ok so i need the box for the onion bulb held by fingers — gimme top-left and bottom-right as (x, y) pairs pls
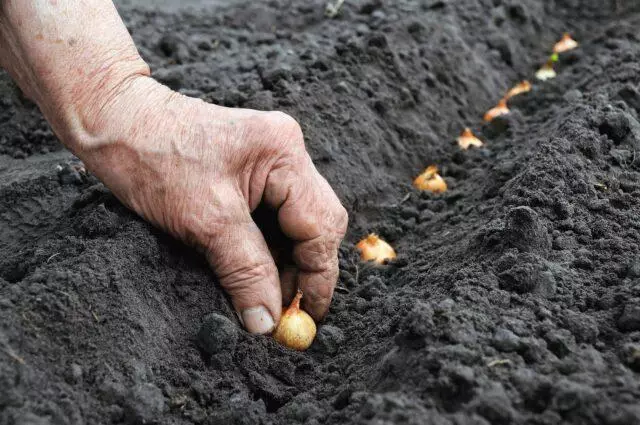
(506, 80), (531, 99)
(356, 233), (396, 264)
(553, 33), (578, 53)
(414, 165), (447, 193)
(457, 128), (483, 150)
(273, 290), (316, 351)
(483, 98), (510, 122)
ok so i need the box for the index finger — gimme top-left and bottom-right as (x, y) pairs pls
(263, 155), (348, 321)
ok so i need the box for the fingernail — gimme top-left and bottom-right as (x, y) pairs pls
(241, 306), (275, 334)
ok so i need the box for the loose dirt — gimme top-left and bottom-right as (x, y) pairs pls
(2, 1), (640, 424)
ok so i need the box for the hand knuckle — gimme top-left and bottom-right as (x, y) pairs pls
(218, 260), (276, 291)
(269, 111), (304, 147)
(270, 111), (298, 127)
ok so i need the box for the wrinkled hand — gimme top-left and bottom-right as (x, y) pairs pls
(82, 77), (348, 334)
(0, 0), (347, 335)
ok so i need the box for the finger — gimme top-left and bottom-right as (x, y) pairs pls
(292, 236), (340, 318)
(264, 156), (348, 321)
(279, 265), (298, 305)
(204, 200), (282, 335)
(252, 204), (297, 305)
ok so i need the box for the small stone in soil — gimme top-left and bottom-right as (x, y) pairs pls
(197, 313), (238, 355)
(57, 163), (83, 185)
(492, 328), (521, 352)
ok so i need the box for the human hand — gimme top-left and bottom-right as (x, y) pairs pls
(79, 77), (348, 334)
(0, 0), (348, 335)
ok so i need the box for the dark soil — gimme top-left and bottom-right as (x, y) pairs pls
(3, 0), (640, 424)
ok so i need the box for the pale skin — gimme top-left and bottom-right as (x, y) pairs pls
(0, 0), (348, 334)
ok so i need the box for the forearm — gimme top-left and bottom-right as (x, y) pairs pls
(0, 0), (150, 154)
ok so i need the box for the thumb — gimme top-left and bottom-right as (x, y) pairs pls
(204, 202), (282, 335)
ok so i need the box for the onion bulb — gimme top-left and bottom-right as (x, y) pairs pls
(535, 61), (556, 81)
(413, 165), (447, 193)
(273, 290), (316, 351)
(505, 80), (531, 99)
(553, 33), (578, 54)
(483, 98), (510, 122)
(457, 128), (484, 150)
(356, 233), (396, 264)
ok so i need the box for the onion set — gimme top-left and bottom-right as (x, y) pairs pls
(273, 290), (317, 351)
(457, 128), (483, 150)
(356, 233), (396, 264)
(535, 61), (557, 81)
(553, 33), (578, 53)
(506, 80), (531, 99)
(483, 98), (510, 122)
(413, 165), (447, 193)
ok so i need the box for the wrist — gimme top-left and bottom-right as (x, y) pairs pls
(0, 0), (152, 154)
(62, 74), (178, 206)
(61, 70), (154, 154)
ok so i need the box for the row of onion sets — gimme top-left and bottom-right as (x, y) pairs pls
(356, 33), (579, 265)
(276, 34), (579, 351)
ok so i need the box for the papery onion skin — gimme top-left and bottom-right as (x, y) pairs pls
(535, 63), (557, 81)
(356, 233), (396, 264)
(506, 80), (531, 99)
(273, 290), (317, 351)
(458, 128), (483, 150)
(553, 33), (578, 54)
(483, 98), (510, 122)
(413, 165), (447, 193)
